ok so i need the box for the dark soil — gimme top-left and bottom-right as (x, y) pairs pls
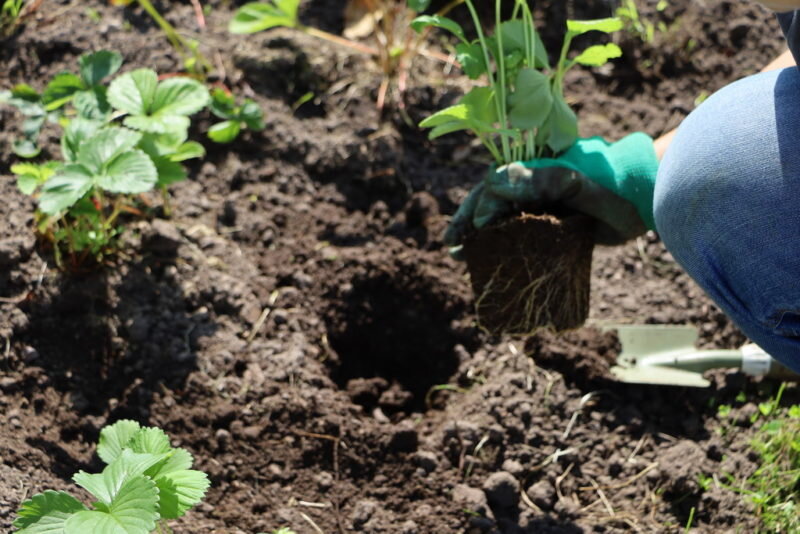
(1, 1), (797, 533)
(463, 214), (594, 335)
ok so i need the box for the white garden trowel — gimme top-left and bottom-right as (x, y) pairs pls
(605, 324), (800, 387)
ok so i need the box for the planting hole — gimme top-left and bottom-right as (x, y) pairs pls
(324, 268), (471, 415)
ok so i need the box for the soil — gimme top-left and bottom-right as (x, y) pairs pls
(0, 1), (797, 533)
(463, 214), (594, 335)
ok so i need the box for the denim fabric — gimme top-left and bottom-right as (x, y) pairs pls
(655, 67), (800, 372)
(777, 10), (800, 67)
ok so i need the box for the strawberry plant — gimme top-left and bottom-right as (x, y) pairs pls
(12, 420), (210, 534)
(2, 50), (210, 267)
(413, 2), (622, 163)
(412, 1), (639, 334)
(208, 87), (266, 143)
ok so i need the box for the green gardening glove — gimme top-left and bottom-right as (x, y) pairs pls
(444, 132), (659, 251)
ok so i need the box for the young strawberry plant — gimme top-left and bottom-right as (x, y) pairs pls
(2, 50), (210, 268)
(413, 1), (629, 333)
(12, 420), (210, 534)
(208, 87), (266, 143)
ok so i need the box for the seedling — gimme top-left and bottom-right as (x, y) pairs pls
(615, 0), (668, 44)
(13, 420), (210, 534)
(0, 0), (38, 37)
(229, 0), (455, 110)
(111, 0), (213, 76)
(2, 50), (209, 267)
(109, 0), (265, 140)
(414, 1), (623, 164)
(208, 87), (266, 143)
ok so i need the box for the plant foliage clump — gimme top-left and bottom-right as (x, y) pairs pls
(0, 50), (245, 266)
(13, 420), (210, 534)
(413, 0), (623, 164)
(744, 385), (800, 532)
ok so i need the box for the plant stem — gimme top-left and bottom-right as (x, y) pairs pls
(494, 0), (511, 162)
(136, 0), (213, 75)
(463, 0), (507, 164)
(303, 26), (380, 56)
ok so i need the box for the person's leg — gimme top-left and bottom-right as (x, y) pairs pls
(654, 67), (800, 372)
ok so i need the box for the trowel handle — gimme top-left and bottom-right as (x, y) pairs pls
(741, 344), (800, 379)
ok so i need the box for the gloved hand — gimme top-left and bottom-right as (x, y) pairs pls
(444, 132), (660, 252)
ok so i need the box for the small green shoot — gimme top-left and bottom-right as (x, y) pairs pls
(723, 383), (800, 532)
(0, 0), (26, 37)
(683, 506), (696, 533)
(13, 420), (210, 534)
(208, 87), (265, 142)
(111, 0), (213, 76)
(414, 0), (623, 163)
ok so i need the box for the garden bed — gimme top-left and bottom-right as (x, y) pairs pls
(0, 1), (797, 532)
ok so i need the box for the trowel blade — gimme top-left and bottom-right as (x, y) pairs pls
(610, 365), (711, 388)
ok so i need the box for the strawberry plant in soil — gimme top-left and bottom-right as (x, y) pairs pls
(0, 1), (796, 533)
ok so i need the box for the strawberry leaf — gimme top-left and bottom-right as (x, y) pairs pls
(98, 421), (141, 465)
(13, 490), (86, 533)
(229, 0), (300, 34)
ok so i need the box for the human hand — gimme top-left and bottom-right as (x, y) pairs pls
(444, 133), (659, 255)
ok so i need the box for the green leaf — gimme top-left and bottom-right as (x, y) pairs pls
(573, 43), (622, 67)
(149, 448), (194, 477)
(419, 103), (469, 129)
(542, 92), (578, 154)
(508, 68), (553, 129)
(73, 87), (111, 120)
(169, 141), (205, 162)
(207, 120), (241, 143)
(74, 450), (167, 506)
(566, 17), (624, 36)
(420, 87), (496, 140)
(123, 114), (190, 135)
(79, 50), (123, 86)
(13, 490), (87, 533)
(97, 150), (158, 194)
(62, 118), (103, 162)
(407, 0), (431, 12)
(209, 88), (237, 120)
(455, 42), (486, 79)
(410, 15), (466, 42)
(152, 157), (187, 187)
(13, 138), (42, 159)
(42, 73), (85, 111)
(497, 19), (549, 69)
(12, 162), (60, 195)
(39, 165), (94, 215)
(128, 427), (172, 455)
(229, 1), (300, 34)
(77, 128), (142, 174)
(64, 476), (159, 534)
(107, 69), (158, 116)
(4, 83), (43, 115)
(97, 421), (141, 465)
(240, 100), (265, 130)
(153, 469), (210, 519)
(150, 77), (209, 117)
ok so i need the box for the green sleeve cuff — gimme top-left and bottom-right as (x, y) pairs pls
(521, 133), (660, 230)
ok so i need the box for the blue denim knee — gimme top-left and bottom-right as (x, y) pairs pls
(654, 68), (800, 371)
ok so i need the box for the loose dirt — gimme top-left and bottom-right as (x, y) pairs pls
(1, 1), (797, 533)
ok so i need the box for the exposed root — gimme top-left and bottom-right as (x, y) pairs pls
(466, 214), (594, 335)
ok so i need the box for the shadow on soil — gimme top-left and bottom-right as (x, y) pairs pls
(16, 255), (217, 421)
